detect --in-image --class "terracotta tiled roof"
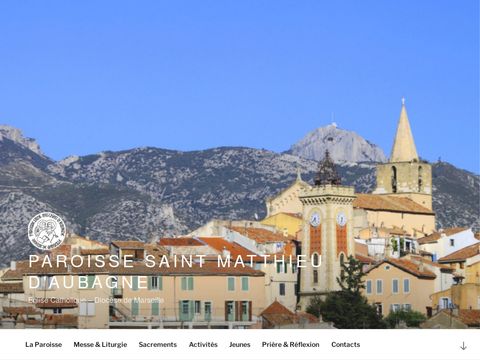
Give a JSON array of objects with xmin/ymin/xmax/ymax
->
[
  {"xmin": 418, "ymin": 227, "xmax": 469, "ymax": 245},
  {"xmin": 355, "ymin": 253, "xmax": 375, "ymax": 264},
  {"xmin": 260, "ymin": 301, "xmax": 319, "ymax": 327},
  {"xmin": 3, "ymin": 306, "xmax": 40, "ymax": 315},
  {"xmin": 43, "ymin": 314, "xmax": 78, "ymax": 327},
  {"xmin": 438, "ymin": 243, "xmax": 480, "ymax": 263},
  {"xmin": 80, "ymin": 248, "xmax": 110, "ymax": 255},
  {"xmin": 111, "ymin": 240, "xmax": 145, "ymax": 249},
  {"xmin": 353, "ymin": 194, "xmax": 434, "ymax": 215},
  {"xmin": 1, "ymin": 261, "xmax": 30, "ymax": 281},
  {"xmin": 440, "ymin": 309, "xmax": 480, "ymax": 327},
  {"xmin": 35, "ymin": 298, "xmax": 78, "ymax": 309},
  {"xmin": 229, "ymin": 226, "xmax": 294, "ymax": 243},
  {"xmin": 198, "ymin": 237, "xmax": 258, "ymax": 259},
  {"xmin": 159, "ymin": 237, "xmax": 204, "ymax": 246},
  {"xmin": 144, "ymin": 244, "xmax": 169, "ymax": 258},
  {"xmin": 407, "ymin": 255, "xmax": 453, "ymax": 271},
  {"xmin": 0, "ymin": 282, "xmax": 24, "ymax": 293},
  {"xmin": 367, "ymin": 257, "xmax": 436, "ymax": 279},
  {"xmin": 48, "ymin": 244, "xmax": 72, "ymax": 257},
  {"xmin": 355, "ymin": 242, "xmax": 368, "ymax": 256}
]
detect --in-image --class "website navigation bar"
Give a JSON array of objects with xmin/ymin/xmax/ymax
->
[{"xmin": 1, "ymin": 329, "xmax": 477, "ymax": 360}]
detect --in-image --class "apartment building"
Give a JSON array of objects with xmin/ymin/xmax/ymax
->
[{"xmin": 364, "ymin": 258, "xmax": 436, "ymax": 316}]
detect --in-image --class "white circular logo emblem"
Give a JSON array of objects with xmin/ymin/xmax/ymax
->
[{"xmin": 28, "ymin": 212, "xmax": 66, "ymax": 250}]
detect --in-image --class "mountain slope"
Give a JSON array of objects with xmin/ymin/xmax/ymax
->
[{"xmin": 288, "ymin": 123, "xmax": 387, "ymax": 163}]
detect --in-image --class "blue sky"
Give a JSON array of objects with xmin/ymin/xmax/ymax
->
[{"xmin": 0, "ymin": 1, "xmax": 478, "ymax": 172}]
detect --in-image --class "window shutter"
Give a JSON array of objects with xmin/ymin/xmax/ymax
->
[
  {"xmin": 181, "ymin": 277, "xmax": 186, "ymax": 290},
  {"xmin": 132, "ymin": 276, "xmax": 139, "ymax": 291},
  {"xmin": 159, "ymin": 276, "xmax": 163, "ymax": 290},
  {"xmin": 152, "ymin": 300, "xmax": 159, "ymax": 316},
  {"xmin": 189, "ymin": 300, "xmax": 194, "ymax": 320},
  {"xmin": 224, "ymin": 301, "xmax": 228, "ymax": 321},
  {"xmin": 248, "ymin": 301, "xmax": 252, "ymax": 321},
  {"xmin": 87, "ymin": 275, "xmax": 95, "ymax": 289},
  {"xmin": 236, "ymin": 301, "xmax": 241, "ymax": 321},
  {"xmin": 148, "ymin": 276, "xmax": 152, "ymax": 290},
  {"xmin": 188, "ymin": 277, "xmax": 194, "ymax": 290}
]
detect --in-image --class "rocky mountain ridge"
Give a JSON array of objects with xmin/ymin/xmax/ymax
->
[{"xmin": 0, "ymin": 125, "xmax": 478, "ymax": 266}]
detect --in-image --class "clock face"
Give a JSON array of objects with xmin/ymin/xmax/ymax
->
[
  {"xmin": 310, "ymin": 212, "xmax": 320, "ymax": 227},
  {"xmin": 336, "ymin": 212, "xmax": 347, "ymax": 227}
]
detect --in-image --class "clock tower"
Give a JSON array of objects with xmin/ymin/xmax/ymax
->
[{"xmin": 298, "ymin": 151, "xmax": 356, "ymax": 309}]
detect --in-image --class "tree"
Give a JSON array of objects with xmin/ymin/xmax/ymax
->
[
  {"xmin": 306, "ymin": 255, "xmax": 386, "ymax": 329},
  {"xmin": 384, "ymin": 309, "xmax": 426, "ymax": 328}
]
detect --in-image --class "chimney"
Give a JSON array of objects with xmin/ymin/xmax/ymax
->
[{"xmin": 10, "ymin": 261, "xmax": 16, "ymax": 271}]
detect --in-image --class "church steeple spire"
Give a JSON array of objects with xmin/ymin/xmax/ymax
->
[{"xmin": 390, "ymin": 98, "xmax": 419, "ymax": 162}]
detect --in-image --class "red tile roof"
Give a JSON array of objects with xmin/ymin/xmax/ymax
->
[
  {"xmin": 354, "ymin": 194, "xmax": 434, "ymax": 215},
  {"xmin": 111, "ymin": 240, "xmax": 145, "ymax": 249},
  {"xmin": 0, "ymin": 282, "xmax": 24, "ymax": 293},
  {"xmin": 43, "ymin": 314, "xmax": 78, "ymax": 327},
  {"xmin": 80, "ymin": 248, "xmax": 110, "ymax": 255},
  {"xmin": 418, "ymin": 227, "xmax": 469, "ymax": 245},
  {"xmin": 3, "ymin": 306, "xmax": 40, "ymax": 316},
  {"xmin": 159, "ymin": 237, "xmax": 204, "ymax": 246},
  {"xmin": 35, "ymin": 298, "xmax": 78, "ymax": 309},
  {"xmin": 229, "ymin": 226, "xmax": 294, "ymax": 243},
  {"xmin": 367, "ymin": 257, "xmax": 436, "ymax": 279},
  {"xmin": 260, "ymin": 301, "xmax": 319, "ymax": 327},
  {"xmin": 438, "ymin": 243, "xmax": 480, "ymax": 263},
  {"xmin": 197, "ymin": 237, "xmax": 259, "ymax": 259}
]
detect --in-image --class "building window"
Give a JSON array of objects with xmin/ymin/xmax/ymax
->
[
  {"xmin": 403, "ymin": 279, "xmax": 410, "ymax": 293},
  {"xmin": 79, "ymin": 300, "xmax": 95, "ymax": 316},
  {"xmin": 418, "ymin": 166, "xmax": 423, "ymax": 192},
  {"xmin": 376, "ymin": 280, "xmax": 383, "ymax": 295},
  {"xmin": 313, "ymin": 270, "xmax": 318, "ymax": 284},
  {"xmin": 226, "ymin": 301, "xmax": 235, "ymax": 321},
  {"xmin": 194, "ymin": 301, "xmax": 201, "ymax": 314},
  {"xmin": 292, "ymin": 263, "xmax": 297, "ymax": 273},
  {"xmin": 241, "ymin": 277, "xmax": 249, "ymax": 291},
  {"xmin": 53, "ymin": 308, "xmax": 62, "ymax": 314},
  {"xmin": 366, "ymin": 280, "xmax": 372, "ymax": 295},
  {"xmin": 391, "ymin": 166, "xmax": 397, "ymax": 193},
  {"xmin": 149, "ymin": 276, "xmax": 162, "ymax": 290},
  {"xmin": 392, "ymin": 279, "xmax": 399, "ymax": 294},
  {"xmin": 276, "ymin": 262, "xmax": 282, "ymax": 273},
  {"xmin": 181, "ymin": 276, "xmax": 194, "ymax": 291},
  {"xmin": 375, "ymin": 303, "xmax": 383, "ymax": 316},
  {"xmin": 227, "ymin": 277, "xmax": 235, "ymax": 291},
  {"xmin": 279, "ymin": 283, "xmax": 286, "ymax": 296},
  {"xmin": 391, "ymin": 304, "xmax": 401, "ymax": 312},
  {"xmin": 403, "ymin": 304, "xmax": 411, "ymax": 311},
  {"xmin": 39, "ymin": 276, "xmax": 55, "ymax": 290},
  {"xmin": 204, "ymin": 302, "xmax": 212, "ymax": 321},
  {"xmin": 450, "ymin": 238, "xmax": 455, "ymax": 247}
]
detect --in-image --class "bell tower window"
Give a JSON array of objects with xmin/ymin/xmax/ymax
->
[
  {"xmin": 418, "ymin": 166, "xmax": 423, "ymax": 192},
  {"xmin": 391, "ymin": 166, "xmax": 397, "ymax": 193}
]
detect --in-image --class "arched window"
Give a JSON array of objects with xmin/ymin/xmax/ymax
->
[
  {"xmin": 418, "ymin": 166, "xmax": 423, "ymax": 192},
  {"xmin": 391, "ymin": 166, "xmax": 397, "ymax": 193},
  {"xmin": 312, "ymin": 253, "xmax": 320, "ymax": 266}
]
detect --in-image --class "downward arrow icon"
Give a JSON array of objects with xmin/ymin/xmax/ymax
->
[{"xmin": 460, "ymin": 341, "xmax": 467, "ymax": 350}]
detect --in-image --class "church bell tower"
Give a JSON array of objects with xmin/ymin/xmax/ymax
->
[
  {"xmin": 299, "ymin": 151, "xmax": 356, "ymax": 308},
  {"xmin": 374, "ymin": 99, "xmax": 432, "ymax": 209}
]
